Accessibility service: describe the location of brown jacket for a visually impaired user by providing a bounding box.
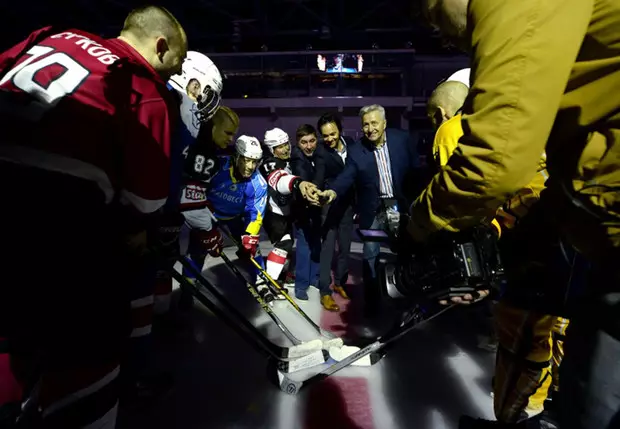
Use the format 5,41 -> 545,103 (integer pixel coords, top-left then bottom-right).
409,0 -> 620,266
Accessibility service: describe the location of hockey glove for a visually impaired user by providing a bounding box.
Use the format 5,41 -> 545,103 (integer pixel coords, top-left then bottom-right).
241,234 -> 260,257
192,228 -> 223,257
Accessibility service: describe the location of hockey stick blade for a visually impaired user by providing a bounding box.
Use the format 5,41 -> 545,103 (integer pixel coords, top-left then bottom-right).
329,346 -> 375,367
171,269 -> 320,362
285,339 -> 324,359
275,349 -> 329,374
209,212 -> 341,342
320,337 -> 344,350
187,253 -> 305,347
277,304 -> 456,394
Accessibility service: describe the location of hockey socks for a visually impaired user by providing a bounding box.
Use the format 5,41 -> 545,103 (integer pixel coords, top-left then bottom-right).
266,247 -> 288,283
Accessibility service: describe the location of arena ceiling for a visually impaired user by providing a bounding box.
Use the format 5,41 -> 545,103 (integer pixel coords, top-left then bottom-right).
2,0 -> 453,54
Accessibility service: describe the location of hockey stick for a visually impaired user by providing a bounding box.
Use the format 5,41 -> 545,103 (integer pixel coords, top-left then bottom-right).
209,213 -> 342,346
171,263 -> 322,360
275,304 -> 456,394
173,271 -> 327,374
181,254 -> 308,348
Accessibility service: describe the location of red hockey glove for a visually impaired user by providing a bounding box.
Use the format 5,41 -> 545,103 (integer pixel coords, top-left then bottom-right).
192,228 -> 223,257
241,234 -> 260,257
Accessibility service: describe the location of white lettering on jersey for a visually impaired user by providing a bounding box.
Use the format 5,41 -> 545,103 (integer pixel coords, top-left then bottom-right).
0,45 -> 90,119
50,32 -> 120,65
214,191 -> 243,204
193,155 -> 216,181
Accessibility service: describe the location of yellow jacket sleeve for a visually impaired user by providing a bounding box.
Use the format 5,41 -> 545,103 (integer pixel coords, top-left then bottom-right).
408,0 -> 593,241
432,115 -> 462,168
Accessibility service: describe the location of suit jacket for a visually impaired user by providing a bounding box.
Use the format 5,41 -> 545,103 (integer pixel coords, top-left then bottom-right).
328,128 -> 419,229
290,146 -> 322,225
315,136 -> 356,227
291,146 -> 321,186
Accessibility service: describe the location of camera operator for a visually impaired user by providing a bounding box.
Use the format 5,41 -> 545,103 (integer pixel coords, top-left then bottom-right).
412,1 -> 620,428
321,105 -> 420,328
427,75 -> 584,429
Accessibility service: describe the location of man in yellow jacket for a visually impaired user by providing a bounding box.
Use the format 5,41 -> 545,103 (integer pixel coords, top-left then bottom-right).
412,1 -> 620,428
428,78 -> 572,429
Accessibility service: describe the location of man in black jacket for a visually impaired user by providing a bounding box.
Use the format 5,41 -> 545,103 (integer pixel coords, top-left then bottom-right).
291,124 -> 340,311
320,104 -> 420,320
316,113 -> 355,303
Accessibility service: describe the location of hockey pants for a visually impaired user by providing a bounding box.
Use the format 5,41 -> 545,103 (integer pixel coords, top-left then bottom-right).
493,300 -> 569,423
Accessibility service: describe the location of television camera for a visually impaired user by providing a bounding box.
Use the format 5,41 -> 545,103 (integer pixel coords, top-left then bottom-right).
358,218 -> 505,305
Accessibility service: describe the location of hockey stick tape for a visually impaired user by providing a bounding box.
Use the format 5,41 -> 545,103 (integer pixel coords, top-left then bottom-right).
328,345 -> 372,367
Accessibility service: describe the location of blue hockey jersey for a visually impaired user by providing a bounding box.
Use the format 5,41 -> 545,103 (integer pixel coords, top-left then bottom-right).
208,157 -> 268,235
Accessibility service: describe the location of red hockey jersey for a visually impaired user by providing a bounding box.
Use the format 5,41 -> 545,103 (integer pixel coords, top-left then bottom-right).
0,27 -> 177,213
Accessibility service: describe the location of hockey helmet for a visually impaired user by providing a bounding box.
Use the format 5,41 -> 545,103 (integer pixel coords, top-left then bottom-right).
446,68 -> 471,88
169,51 -> 223,123
264,128 -> 290,154
235,135 -> 263,160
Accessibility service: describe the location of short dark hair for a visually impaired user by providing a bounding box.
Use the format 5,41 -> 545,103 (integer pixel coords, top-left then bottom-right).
317,113 -> 342,134
121,5 -> 183,43
296,124 -> 317,142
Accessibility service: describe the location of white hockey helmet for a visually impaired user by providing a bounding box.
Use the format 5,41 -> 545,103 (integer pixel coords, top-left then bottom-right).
264,127 -> 290,154
446,68 -> 471,88
235,135 -> 263,160
169,51 -> 223,123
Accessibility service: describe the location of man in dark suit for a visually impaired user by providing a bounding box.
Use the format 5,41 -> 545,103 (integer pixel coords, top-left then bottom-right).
291,124 -> 340,311
321,104 -> 419,318
315,113 -> 356,304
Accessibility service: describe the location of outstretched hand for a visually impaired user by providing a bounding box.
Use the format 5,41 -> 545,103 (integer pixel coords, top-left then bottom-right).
439,290 -> 491,306
318,190 -> 337,206
299,181 -> 321,206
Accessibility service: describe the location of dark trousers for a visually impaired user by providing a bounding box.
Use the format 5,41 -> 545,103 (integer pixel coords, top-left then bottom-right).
559,267 -> 620,429
318,205 -> 354,290
362,216 -> 386,316
0,163 -> 128,427
294,220 -> 323,294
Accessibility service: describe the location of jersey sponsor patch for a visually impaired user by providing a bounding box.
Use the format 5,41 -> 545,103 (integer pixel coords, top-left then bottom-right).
268,169 -> 286,189
213,190 -> 243,205
184,183 -> 206,201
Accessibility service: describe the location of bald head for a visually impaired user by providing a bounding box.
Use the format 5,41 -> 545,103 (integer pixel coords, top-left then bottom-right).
427,80 -> 469,129
119,6 -> 188,80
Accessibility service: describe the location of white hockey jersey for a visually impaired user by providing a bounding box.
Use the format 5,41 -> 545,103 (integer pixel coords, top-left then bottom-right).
258,156 -> 299,217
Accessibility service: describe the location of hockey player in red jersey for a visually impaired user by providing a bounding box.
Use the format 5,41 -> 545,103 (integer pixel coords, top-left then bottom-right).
0,5 -> 187,428
121,53 -> 225,405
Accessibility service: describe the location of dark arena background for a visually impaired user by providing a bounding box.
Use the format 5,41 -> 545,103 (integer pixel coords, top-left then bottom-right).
1,0 -> 470,162
0,1 -> 503,429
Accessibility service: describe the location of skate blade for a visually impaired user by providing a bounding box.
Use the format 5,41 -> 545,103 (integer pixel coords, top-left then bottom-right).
328,345 -> 372,367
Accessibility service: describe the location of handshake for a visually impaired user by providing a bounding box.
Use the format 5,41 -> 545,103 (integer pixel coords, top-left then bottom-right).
298,181 -> 337,207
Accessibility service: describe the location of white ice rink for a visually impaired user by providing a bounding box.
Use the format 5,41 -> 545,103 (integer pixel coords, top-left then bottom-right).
119,235 -> 496,429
